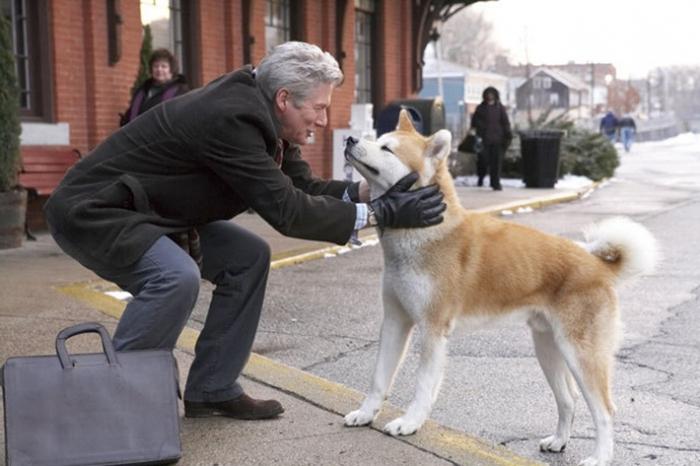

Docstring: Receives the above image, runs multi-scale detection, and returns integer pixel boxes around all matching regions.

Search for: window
[140,0,199,86]
[549,92,559,106]
[533,77,542,89]
[141,0,182,64]
[265,0,290,51]
[543,77,552,89]
[2,0,51,120]
[354,0,375,104]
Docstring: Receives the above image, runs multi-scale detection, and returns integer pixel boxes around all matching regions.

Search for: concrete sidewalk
[0,183,595,466]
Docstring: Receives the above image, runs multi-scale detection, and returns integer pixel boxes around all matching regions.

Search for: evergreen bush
[0,13,22,192]
[506,117,619,182]
[131,24,153,95]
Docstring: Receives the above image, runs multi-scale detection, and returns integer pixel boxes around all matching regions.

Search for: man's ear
[274,88,290,112]
[426,129,452,160]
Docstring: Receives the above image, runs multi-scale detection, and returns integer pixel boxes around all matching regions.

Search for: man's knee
[255,238,272,268]
[161,263,201,303]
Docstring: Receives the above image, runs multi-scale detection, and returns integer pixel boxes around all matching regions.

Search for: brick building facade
[11,0,425,179]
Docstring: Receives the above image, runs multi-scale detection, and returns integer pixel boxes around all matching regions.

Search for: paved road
[190,136,700,465]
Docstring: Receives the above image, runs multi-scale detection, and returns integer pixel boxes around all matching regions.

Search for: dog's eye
[381,145,394,154]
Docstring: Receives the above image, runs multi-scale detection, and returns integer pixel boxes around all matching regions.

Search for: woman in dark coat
[120,48,189,126]
[470,86,513,190]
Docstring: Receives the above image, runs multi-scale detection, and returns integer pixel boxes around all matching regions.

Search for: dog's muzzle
[344,136,358,161]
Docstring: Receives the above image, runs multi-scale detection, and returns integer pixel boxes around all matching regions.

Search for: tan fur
[344,111,655,465]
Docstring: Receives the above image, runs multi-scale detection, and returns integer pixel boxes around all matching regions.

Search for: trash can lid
[518,129,565,139]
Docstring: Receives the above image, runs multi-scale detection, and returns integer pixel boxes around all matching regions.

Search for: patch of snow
[105,290,133,301]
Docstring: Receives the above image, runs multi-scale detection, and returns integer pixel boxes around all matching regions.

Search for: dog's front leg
[384,328,448,436]
[345,291,414,427]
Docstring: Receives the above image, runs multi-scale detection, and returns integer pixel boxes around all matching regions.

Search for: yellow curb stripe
[56,281,542,465]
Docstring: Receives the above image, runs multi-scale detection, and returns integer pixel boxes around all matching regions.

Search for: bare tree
[439,9,505,70]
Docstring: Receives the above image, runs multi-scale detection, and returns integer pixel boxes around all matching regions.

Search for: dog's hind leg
[383,325,449,436]
[555,302,618,466]
[345,290,414,427]
[529,316,578,453]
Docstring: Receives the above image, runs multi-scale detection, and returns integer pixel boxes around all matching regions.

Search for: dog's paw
[344,409,375,427]
[539,435,567,452]
[383,417,421,436]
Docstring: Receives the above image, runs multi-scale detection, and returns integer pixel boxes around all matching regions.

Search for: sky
[469,0,700,79]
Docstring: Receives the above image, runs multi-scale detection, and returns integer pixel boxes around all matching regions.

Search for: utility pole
[590,62,595,115]
[429,27,444,98]
[524,26,532,126]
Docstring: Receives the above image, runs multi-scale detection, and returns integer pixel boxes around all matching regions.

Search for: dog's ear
[397,109,416,132]
[426,129,452,160]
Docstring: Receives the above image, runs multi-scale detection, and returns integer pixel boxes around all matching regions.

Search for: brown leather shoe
[185,394,284,420]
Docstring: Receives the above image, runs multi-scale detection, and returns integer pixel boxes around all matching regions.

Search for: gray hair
[256,41,344,105]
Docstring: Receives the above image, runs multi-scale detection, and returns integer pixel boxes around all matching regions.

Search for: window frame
[354,0,376,104]
[140,0,199,87]
[265,0,290,52]
[3,0,53,122]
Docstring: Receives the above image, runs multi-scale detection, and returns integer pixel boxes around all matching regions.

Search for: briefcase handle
[56,322,119,369]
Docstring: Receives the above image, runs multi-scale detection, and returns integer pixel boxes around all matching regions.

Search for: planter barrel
[0,189,27,249]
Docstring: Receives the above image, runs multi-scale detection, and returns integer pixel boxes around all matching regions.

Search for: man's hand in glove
[368,172,446,231]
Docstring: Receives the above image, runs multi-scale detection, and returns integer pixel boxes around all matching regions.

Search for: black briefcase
[1,322,182,466]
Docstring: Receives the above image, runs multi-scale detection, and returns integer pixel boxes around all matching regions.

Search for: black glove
[369,172,446,231]
[345,181,361,202]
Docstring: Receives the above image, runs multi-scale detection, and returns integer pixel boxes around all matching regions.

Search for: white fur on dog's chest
[382,236,434,319]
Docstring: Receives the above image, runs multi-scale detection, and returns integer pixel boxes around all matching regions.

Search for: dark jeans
[50,220,271,402]
[477,143,505,189]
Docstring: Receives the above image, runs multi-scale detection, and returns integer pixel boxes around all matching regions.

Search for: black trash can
[519,130,565,188]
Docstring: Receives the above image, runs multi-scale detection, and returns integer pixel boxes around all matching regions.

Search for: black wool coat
[45,66,357,268]
[471,101,513,146]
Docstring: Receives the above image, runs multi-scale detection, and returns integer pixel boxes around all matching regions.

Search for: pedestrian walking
[44,42,445,422]
[470,86,512,190]
[618,114,637,152]
[599,111,618,143]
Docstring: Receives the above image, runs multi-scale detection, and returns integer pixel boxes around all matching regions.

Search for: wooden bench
[19,147,82,197]
[19,147,82,239]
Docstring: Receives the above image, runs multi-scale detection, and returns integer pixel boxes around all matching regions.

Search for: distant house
[421,51,509,144]
[515,68,590,124]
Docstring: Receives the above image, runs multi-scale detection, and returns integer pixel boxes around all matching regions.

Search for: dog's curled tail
[583,217,659,280]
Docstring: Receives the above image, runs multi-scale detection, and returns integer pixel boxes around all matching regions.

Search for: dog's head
[344,109,452,199]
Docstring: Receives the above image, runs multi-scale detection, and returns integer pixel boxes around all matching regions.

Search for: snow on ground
[455,132,700,189]
[623,132,700,156]
[454,174,591,189]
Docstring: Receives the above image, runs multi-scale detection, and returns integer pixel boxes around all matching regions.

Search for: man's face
[276,83,333,145]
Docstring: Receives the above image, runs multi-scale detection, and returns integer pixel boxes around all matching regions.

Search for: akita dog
[343,110,658,466]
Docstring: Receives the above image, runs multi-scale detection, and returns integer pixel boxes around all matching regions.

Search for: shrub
[131,24,153,95]
[506,118,619,182]
[0,13,22,192]
[558,126,619,181]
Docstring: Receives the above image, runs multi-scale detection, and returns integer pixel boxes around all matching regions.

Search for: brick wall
[47,0,416,178]
[51,0,141,153]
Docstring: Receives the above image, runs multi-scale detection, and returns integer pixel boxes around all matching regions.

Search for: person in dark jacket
[45,42,445,421]
[119,48,189,127]
[470,86,512,190]
[599,111,618,142]
[617,114,637,152]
